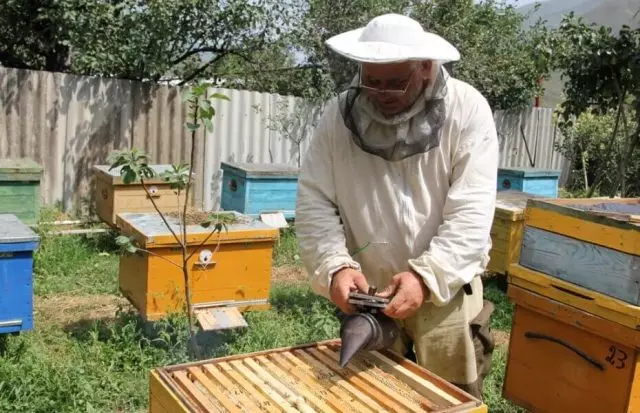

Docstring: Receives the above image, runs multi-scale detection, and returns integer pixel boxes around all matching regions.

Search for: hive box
[497,167,561,198]
[93,164,192,228]
[149,339,488,413]
[0,214,40,334]
[116,211,279,323]
[488,190,547,275]
[220,162,299,219]
[517,197,640,306]
[0,158,44,225]
[503,284,640,413]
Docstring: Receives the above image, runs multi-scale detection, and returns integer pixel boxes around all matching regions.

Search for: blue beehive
[497,167,561,198]
[0,214,40,335]
[220,162,299,219]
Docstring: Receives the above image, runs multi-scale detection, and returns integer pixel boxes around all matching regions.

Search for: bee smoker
[338,286,400,368]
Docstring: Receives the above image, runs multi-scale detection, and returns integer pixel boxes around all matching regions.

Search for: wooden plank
[243,358,317,413]
[320,347,440,411]
[268,352,346,413]
[217,362,280,413]
[508,264,640,331]
[524,200,639,255]
[256,355,337,413]
[362,346,481,404]
[289,350,379,413]
[187,366,243,412]
[195,307,248,331]
[507,285,640,348]
[172,370,222,412]
[149,370,191,413]
[202,365,261,413]
[305,347,418,413]
[364,350,460,407]
[520,226,640,305]
[627,356,640,412]
[228,359,298,413]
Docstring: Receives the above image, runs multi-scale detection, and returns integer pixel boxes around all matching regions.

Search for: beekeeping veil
[325,14,461,161]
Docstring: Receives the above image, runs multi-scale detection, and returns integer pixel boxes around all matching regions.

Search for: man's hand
[330,268,370,314]
[377,270,429,319]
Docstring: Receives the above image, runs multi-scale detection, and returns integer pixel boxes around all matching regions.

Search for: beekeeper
[295,13,498,399]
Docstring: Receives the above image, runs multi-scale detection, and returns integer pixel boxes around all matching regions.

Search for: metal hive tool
[339,286,400,368]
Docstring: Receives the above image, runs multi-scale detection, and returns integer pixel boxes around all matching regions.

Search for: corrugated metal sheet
[0,66,571,214]
[203,88,316,210]
[494,107,570,186]
[0,67,205,211]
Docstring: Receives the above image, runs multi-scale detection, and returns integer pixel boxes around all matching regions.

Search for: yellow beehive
[487,190,548,275]
[93,164,192,228]
[148,339,488,413]
[515,197,640,306]
[116,211,279,323]
[503,284,640,413]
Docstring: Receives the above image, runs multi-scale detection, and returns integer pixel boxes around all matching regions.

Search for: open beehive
[116,210,279,325]
[149,339,488,413]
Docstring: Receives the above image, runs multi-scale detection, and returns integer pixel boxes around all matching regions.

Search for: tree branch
[134,247,184,271]
[140,178,184,246]
[171,45,225,66]
[177,54,227,86]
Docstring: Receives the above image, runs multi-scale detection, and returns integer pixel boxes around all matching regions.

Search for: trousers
[398,298,496,401]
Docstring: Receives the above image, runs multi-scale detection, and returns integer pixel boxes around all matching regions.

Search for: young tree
[108,82,231,358]
[551,14,640,197]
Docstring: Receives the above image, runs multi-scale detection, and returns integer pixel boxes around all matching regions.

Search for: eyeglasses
[357,66,418,95]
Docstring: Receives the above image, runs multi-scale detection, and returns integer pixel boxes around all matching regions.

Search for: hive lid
[0,214,40,244]
[116,210,279,247]
[0,158,44,181]
[93,164,194,185]
[498,167,561,177]
[494,190,548,221]
[220,161,299,178]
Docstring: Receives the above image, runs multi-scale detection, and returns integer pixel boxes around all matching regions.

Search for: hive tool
[338,286,400,368]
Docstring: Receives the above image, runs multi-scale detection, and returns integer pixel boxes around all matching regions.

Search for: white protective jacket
[296,75,498,310]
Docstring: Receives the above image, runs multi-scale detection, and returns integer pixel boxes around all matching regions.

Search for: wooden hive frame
[149,339,487,413]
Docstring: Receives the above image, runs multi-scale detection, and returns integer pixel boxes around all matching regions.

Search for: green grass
[484,276,514,331]
[33,230,120,296]
[0,221,524,412]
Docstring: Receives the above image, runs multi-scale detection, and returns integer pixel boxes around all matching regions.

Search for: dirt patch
[165,209,242,226]
[493,329,510,347]
[35,294,132,327]
[272,265,308,282]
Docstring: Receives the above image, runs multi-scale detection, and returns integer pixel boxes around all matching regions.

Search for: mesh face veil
[338,64,449,162]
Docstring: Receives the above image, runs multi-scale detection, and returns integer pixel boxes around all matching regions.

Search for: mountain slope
[520,0,640,29]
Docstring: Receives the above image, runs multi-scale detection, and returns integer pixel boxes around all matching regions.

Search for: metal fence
[0,66,569,214]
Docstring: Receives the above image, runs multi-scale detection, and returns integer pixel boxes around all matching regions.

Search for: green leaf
[203,118,214,132]
[185,122,200,131]
[210,93,230,102]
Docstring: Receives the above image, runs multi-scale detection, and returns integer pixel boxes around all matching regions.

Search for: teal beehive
[497,167,561,198]
[220,162,299,219]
